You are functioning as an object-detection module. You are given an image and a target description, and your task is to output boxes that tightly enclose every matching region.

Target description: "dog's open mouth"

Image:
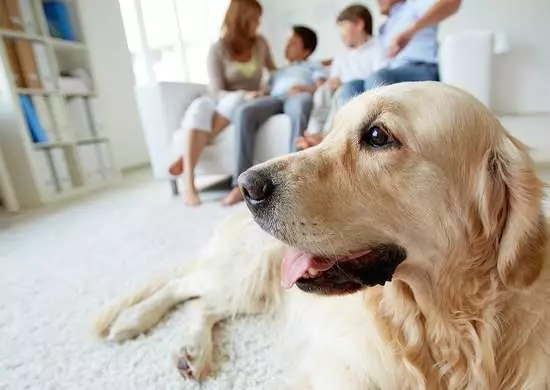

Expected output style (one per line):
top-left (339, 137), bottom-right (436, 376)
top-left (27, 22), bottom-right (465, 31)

top-left (282, 244), bottom-right (407, 295)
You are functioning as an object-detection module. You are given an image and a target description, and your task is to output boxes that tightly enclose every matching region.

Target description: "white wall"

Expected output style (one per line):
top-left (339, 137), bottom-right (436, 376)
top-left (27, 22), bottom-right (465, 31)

top-left (440, 0), bottom-right (550, 114)
top-left (261, 0), bottom-right (550, 115)
top-left (79, 0), bottom-right (150, 170)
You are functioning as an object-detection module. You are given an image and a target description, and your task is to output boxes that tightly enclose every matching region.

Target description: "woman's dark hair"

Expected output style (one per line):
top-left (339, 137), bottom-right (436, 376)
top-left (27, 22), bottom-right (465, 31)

top-left (336, 4), bottom-right (373, 35)
top-left (292, 25), bottom-right (318, 54)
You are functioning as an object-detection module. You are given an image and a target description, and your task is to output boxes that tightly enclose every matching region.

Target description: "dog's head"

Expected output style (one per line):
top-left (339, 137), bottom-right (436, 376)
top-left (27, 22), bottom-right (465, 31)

top-left (239, 82), bottom-right (546, 296)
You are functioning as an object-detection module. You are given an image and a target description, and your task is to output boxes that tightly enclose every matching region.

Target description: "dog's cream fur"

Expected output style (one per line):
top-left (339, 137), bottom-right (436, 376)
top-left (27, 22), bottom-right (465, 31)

top-left (94, 82), bottom-right (550, 389)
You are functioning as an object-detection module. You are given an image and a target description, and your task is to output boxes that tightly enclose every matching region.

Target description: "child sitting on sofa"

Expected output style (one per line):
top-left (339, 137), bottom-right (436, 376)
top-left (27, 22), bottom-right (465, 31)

top-left (295, 4), bottom-right (382, 150)
top-left (221, 25), bottom-right (329, 206)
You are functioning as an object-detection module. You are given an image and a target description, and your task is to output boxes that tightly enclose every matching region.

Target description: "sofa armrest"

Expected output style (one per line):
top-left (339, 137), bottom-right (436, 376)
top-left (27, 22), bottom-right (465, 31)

top-left (439, 30), bottom-right (496, 108)
top-left (135, 82), bottom-right (208, 179)
top-left (156, 82), bottom-right (208, 132)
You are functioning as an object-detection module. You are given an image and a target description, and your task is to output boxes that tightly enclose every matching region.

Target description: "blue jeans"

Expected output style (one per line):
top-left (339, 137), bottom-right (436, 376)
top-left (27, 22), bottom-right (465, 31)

top-left (340, 63), bottom-right (440, 105)
top-left (231, 92), bottom-right (313, 185)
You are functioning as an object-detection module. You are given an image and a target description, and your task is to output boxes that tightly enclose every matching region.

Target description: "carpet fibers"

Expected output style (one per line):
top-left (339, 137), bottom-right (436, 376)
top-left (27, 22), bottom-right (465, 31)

top-left (3, 170), bottom-right (550, 390)
top-left (0, 177), bottom-right (279, 390)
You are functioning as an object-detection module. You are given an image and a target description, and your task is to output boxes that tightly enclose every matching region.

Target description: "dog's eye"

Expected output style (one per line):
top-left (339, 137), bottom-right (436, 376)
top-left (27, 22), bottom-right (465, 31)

top-left (361, 126), bottom-right (397, 150)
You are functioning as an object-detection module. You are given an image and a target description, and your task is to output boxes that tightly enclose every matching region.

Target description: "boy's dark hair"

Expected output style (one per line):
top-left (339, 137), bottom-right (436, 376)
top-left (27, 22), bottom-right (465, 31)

top-left (292, 25), bottom-right (318, 54)
top-left (336, 4), bottom-right (373, 35)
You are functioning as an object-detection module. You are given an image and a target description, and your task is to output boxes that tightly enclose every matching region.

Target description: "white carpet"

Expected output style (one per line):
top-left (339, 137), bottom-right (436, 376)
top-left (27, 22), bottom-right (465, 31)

top-left (0, 175), bottom-right (279, 390)
top-left (3, 169), bottom-right (550, 390)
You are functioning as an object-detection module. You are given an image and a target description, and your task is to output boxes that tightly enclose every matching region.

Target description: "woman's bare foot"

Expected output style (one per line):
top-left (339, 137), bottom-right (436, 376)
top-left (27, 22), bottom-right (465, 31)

top-left (169, 157), bottom-right (184, 176)
top-left (185, 189), bottom-right (201, 207)
top-left (295, 134), bottom-right (323, 151)
top-left (295, 136), bottom-right (309, 151)
top-left (220, 187), bottom-right (243, 206)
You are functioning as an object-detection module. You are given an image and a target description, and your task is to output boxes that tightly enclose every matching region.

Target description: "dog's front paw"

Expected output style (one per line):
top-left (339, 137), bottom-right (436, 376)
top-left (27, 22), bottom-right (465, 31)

top-left (173, 341), bottom-right (212, 381)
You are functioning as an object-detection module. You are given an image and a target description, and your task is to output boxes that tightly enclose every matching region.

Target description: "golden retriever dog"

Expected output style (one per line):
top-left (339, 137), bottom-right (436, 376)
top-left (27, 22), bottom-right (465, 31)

top-left (94, 82), bottom-right (550, 389)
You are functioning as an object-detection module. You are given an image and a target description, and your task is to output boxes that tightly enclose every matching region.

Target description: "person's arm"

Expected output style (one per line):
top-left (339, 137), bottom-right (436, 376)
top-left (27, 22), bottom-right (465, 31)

top-left (206, 43), bottom-right (229, 98)
top-left (258, 35), bottom-right (277, 72)
top-left (388, 0), bottom-right (462, 57)
top-left (327, 56), bottom-right (342, 92)
top-left (288, 84), bottom-right (317, 95)
top-left (312, 62), bottom-right (328, 84)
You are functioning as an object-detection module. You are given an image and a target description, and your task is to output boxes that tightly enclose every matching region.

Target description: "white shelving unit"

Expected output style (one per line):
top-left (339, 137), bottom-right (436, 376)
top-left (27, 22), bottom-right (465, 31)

top-left (0, 0), bottom-right (119, 210)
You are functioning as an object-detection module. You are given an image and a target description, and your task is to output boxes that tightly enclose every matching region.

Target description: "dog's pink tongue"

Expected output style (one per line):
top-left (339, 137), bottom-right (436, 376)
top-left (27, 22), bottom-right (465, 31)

top-left (281, 250), bottom-right (332, 289)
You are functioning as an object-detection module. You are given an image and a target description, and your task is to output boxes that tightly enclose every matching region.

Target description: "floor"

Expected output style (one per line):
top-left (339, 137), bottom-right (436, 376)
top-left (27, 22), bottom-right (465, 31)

top-left (2, 165), bottom-right (550, 390)
top-left (0, 172), bottom-right (280, 390)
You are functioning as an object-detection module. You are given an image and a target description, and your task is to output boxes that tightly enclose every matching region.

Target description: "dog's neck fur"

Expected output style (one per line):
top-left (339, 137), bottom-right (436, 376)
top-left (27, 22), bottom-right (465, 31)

top-left (367, 214), bottom-right (550, 390)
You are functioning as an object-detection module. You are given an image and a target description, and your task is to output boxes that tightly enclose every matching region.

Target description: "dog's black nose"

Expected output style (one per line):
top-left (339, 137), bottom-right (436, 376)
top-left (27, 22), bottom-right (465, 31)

top-left (238, 169), bottom-right (275, 204)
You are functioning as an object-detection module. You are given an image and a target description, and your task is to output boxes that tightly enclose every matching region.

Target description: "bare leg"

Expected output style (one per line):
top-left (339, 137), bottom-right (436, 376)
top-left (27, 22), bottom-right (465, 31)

top-left (220, 186), bottom-right (244, 206)
top-left (168, 158), bottom-right (184, 176)
top-left (183, 113), bottom-right (230, 207)
top-left (183, 130), bottom-right (209, 206)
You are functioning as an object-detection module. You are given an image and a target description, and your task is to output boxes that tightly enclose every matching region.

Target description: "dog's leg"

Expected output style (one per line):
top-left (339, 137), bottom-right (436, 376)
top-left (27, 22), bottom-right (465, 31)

top-left (106, 269), bottom-right (214, 342)
top-left (173, 298), bottom-right (229, 381)
top-left (173, 292), bottom-right (271, 381)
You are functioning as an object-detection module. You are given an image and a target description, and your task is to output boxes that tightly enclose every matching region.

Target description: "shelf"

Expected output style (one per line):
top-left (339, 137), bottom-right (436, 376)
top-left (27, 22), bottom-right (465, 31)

top-left (34, 141), bottom-right (73, 149)
top-left (50, 38), bottom-right (86, 51)
top-left (17, 88), bottom-right (55, 95)
top-left (16, 88), bottom-right (96, 97)
top-left (60, 90), bottom-right (96, 97)
top-left (75, 136), bottom-right (108, 145)
top-left (0, 29), bottom-right (47, 42)
top-left (44, 178), bottom-right (115, 204)
top-left (0, 0), bottom-right (120, 210)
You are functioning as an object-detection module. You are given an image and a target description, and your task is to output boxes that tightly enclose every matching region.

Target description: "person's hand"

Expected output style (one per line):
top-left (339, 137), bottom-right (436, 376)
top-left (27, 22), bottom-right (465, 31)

top-left (244, 90), bottom-right (266, 101)
top-left (387, 27), bottom-right (415, 58)
top-left (295, 134), bottom-right (323, 151)
top-left (288, 85), bottom-right (315, 96)
top-left (328, 78), bottom-right (341, 92)
top-left (288, 85), bottom-right (308, 96)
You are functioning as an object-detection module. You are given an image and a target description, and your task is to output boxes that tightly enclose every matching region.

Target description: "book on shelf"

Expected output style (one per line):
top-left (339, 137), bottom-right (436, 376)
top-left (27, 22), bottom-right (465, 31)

top-left (86, 98), bottom-right (103, 134)
top-left (59, 76), bottom-right (90, 94)
top-left (97, 142), bottom-right (113, 178)
top-left (4, 0), bottom-right (24, 31)
top-left (50, 97), bottom-right (71, 140)
top-left (19, 95), bottom-right (48, 143)
top-left (16, 0), bottom-right (38, 34)
top-left (77, 144), bottom-right (102, 185)
top-left (34, 150), bottom-right (58, 196)
top-left (31, 42), bottom-right (55, 90)
top-left (43, 1), bottom-right (76, 41)
top-left (0, 1), bottom-right (11, 29)
top-left (67, 97), bottom-right (94, 139)
top-left (3, 0), bottom-right (37, 32)
top-left (13, 39), bottom-right (41, 89)
top-left (51, 148), bottom-right (72, 191)
top-left (3, 39), bottom-right (25, 88)
top-left (32, 96), bottom-right (59, 141)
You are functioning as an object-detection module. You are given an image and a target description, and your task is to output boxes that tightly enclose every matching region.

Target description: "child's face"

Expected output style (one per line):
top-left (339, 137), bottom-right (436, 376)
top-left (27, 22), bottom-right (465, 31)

top-left (284, 32), bottom-right (310, 62)
top-left (338, 20), bottom-right (366, 48)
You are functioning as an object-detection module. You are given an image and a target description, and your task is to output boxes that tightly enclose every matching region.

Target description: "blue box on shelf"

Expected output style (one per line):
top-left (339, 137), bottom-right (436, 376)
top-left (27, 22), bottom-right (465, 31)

top-left (43, 1), bottom-right (76, 41)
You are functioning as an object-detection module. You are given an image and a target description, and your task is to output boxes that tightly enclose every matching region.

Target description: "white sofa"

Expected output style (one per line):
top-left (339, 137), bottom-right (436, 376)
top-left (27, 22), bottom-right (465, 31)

top-left (136, 30), bottom-right (502, 194)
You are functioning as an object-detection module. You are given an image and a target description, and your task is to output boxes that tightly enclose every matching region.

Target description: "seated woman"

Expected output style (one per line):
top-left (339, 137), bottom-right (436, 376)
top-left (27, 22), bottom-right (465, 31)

top-left (168, 0), bottom-right (276, 206)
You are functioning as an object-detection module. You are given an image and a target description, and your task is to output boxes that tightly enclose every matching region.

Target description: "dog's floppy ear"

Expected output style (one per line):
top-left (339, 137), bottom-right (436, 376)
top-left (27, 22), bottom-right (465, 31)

top-left (477, 133), bottom-right (546, 289)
